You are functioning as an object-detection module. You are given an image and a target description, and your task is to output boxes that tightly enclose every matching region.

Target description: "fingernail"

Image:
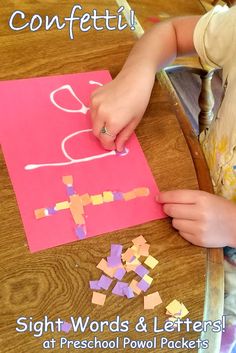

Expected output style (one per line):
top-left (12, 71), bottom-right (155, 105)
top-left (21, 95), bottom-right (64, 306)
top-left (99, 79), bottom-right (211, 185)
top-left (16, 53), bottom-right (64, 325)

top-left (117, 145), bottom-right (124, 152)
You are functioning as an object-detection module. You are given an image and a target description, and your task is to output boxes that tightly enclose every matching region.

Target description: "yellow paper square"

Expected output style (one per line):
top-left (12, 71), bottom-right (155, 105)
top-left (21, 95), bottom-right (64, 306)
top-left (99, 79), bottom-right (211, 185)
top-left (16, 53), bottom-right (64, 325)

top-left (178, 304), bottom-right (189, 318)
top-left (91, 194), bottom-right (103, 205)
top-left (166, 300), bottom-right (182, 316)
top-left (143, 274), bottom-right (153, 285)
top-left (144, 255), bottom-right (159, 269)
top-left (103, 191), bottom-right (114, 202)
top-left (55, 201), bottom-right (70, 210)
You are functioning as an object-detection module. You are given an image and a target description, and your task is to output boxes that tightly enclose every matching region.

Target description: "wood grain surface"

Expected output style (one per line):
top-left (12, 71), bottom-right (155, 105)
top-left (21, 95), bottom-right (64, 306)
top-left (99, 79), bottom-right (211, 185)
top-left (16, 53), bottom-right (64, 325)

top-left (0, 1), bottom-right (223, 353)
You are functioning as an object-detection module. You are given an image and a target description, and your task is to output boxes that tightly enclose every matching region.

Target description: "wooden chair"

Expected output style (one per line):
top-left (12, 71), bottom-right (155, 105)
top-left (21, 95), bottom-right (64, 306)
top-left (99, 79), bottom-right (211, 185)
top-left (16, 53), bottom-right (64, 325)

top-left (165, 60), bottom-right (217, 134)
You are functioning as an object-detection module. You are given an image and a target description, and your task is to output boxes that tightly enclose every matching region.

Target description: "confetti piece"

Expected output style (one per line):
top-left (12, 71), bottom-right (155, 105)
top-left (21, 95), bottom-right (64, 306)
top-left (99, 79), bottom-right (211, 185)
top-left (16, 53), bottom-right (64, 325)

top-left (107, 256), bottom-right (122, 268)
top-left (55, 201), bottom-right (70, 211)
top-left (122, 248), bottom-right (135, 262)
top-left (166, 300), bottom-right (182, 316)
top-left (98, 275), bottom-right (113, 290)
top-left (133, 187), bottom-right (150, 197)
top-left (123, 286), bottom-right (135, 299)
top-left (89, 280), bottom-right (101, 290)
top-left (177, 304), bottom-right (189, 318)
top-left (129, 280), bottom-right (142, 295)
top-left (61, 321), bottom-right (72, 333)
top-left (76, 225), bottom-right (86, 239)
top-left (67, 186), bottom-right (75, 196)
top-left (132, 235), bottom-right (147, 246)
top-left (111, 244), bottom-right (123, 257)
top-left (62, 175), bottom-right (73, 185)
top-left (34, 208), bottom-right (46, 219)
top-left (91, 194), bottom-right (103, 205)
top-left (92, 292), bottom-right (106, 306)
top-left (69, 195), bottom-right (84, 224)
top-left (143, 274), bottom-right (153, 285)
top-left (139, 243), bottom-right (150, 257)
top-left (112, 282), bottom-right (128, 296)
top-left (113, 191), bottom-right (123, 201)
top-left (125, 258), bottom-right (141, 272)
top-left (144, 255), bottom-right (159, 269)
top-left (123, 190), bottom-right (137, 201)
top-left (137, 278), bottom-right (150, 292)
top-left (135, 264), bottom-right (149, 277)
top-left (80, 193), bottom-right (91, 206)
top-left (114, 267), bottom-right (126, 280)
top-left (166, 300), bottom-right (189, 318)
top-left (144, 291), bottom-right (162, 310)
top-left (131, 245), bottom-right (140, 258)
top-left (47, 207), bottom-right (56, 215)
top-left (97, 259), bottom-right (116, 278)
top-left (103, 191), bottom-right (114, 202)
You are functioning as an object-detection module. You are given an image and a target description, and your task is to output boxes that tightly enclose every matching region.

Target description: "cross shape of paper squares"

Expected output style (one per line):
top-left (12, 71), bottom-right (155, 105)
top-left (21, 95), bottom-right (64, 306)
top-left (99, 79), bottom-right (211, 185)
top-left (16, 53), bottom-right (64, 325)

top-left (0, 71), bottom-right (166, 252)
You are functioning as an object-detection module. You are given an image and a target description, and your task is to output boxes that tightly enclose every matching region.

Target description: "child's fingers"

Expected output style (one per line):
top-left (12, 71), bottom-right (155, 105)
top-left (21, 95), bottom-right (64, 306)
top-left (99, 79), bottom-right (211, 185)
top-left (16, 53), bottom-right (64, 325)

top-left (99, 127), bottom-right (117, 150)
top-left (172, 218), bottom-right (196, 234)
top-left (163, 203), bottom-right (198, 220)
top-left (115, 120), bottom-right (138, 152)
top-left (91, 114), bottom-right (116, 149)
top-left (157, 190), bottom-right (201, 204)
top-left (178, 231), bottom-right (199, 246)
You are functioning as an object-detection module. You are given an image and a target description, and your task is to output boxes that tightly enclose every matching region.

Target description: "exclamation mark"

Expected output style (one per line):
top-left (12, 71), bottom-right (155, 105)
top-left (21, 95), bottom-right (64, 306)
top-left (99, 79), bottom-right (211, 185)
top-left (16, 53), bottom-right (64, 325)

top-left (222, 315), bottom-right (226, 332)
top-left (130, 10), bottom-right (135, 30)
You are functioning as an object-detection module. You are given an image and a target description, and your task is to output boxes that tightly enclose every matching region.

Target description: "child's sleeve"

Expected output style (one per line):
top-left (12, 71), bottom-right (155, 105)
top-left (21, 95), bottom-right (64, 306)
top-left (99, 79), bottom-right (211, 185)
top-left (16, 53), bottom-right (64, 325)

top-left (193, 5), bottom-right (236, 69)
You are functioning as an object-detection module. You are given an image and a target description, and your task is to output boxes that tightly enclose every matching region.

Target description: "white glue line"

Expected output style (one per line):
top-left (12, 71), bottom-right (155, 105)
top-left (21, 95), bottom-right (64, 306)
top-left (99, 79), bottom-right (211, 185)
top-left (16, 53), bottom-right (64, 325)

top-left (25, 129), bottom-right (118, 170)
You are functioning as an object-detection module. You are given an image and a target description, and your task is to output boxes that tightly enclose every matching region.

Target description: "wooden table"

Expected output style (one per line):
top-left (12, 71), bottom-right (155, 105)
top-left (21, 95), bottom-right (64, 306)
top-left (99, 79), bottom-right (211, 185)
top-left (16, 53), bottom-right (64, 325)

top-left (0, 1), bottom-right (223, 353)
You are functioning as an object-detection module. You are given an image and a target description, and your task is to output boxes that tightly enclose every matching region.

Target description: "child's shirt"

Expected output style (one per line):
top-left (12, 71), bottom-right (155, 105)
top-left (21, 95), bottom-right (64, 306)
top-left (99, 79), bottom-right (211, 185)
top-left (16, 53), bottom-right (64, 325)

top-left (193, 5), bottom-right (236, 201)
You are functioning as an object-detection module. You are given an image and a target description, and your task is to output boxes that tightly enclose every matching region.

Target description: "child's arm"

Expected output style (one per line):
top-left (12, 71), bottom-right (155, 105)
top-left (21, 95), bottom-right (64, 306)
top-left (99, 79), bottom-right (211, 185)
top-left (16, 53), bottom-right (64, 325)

top-left (91, 16), bottom-right (200, 151)
top-left (158, 190), bottom-right (236, 248)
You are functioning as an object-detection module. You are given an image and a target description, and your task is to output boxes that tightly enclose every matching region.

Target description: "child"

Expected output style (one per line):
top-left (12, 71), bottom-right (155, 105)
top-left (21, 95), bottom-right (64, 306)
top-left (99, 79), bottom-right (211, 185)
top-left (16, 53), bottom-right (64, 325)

top-left (90, 4), bottom-right (236, 351)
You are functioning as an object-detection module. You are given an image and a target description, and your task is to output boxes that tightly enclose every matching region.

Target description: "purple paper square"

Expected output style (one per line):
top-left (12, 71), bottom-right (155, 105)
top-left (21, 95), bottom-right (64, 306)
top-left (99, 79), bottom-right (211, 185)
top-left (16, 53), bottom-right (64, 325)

top-left (124, 286), bottom-right (134, 299)
top-left (114, 268), bottom-right (126, 280)
top-left (98, 275), bottom-right (113, 290)
top-left (111, 244), bottom-right (123, 257)
top-left (47, 207), bottom-right (56, 215)
top-left (113, 192), bottom-right (123, 201)
top-left (61, 321), bottom-right (72, 333)
top-left (137, 279), bottom-right (150, 292)
top-left (117, 282), bottom-right (129, 288)
top-left (135, 265), bottom-right (149, 277)
top-left (76, 225), bottom-right (86, 239)
top-left (89, 280), bottom-right (101, 290)
top-left (112, 283), bottom-right (125, 296)
top-left (67, 186), bottom-right (75, 196)
top-left (107, 256), bottom-right (122, 268)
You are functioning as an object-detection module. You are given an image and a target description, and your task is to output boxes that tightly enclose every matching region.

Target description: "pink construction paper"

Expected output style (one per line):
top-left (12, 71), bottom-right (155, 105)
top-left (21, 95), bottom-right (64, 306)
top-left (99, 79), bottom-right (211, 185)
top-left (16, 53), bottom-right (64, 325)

top-left (0, 71), bottom-right (166, 253)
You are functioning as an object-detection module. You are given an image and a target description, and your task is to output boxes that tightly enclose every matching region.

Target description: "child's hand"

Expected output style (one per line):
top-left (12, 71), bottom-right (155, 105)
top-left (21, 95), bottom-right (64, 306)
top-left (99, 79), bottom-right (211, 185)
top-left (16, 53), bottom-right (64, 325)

top-left (157, 190), bottom-right (236, 248)
top-left (90, 68), bottom-right (155, 152)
